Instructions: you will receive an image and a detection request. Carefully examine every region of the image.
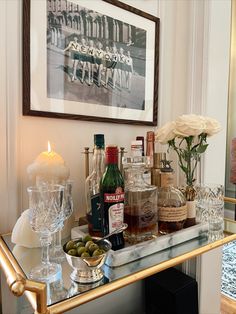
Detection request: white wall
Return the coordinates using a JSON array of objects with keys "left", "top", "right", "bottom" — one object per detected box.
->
[{"left": 0, "top": 0, "right": 196, "bottom": 234}]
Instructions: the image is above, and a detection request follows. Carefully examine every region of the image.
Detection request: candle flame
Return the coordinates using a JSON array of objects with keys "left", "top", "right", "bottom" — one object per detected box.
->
[{"left": 47, "top": 141, "right": 52, "bottom": 153}]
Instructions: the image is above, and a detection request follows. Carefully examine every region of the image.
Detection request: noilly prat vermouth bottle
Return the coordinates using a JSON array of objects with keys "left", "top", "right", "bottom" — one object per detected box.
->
[{"left": 100, "top": 146, "right": 125, "bottom": 250}]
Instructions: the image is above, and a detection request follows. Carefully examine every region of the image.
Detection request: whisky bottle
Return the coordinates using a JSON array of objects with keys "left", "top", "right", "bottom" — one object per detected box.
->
[{"left": 158, "top": 160, "right": 187, "bottom": 234}]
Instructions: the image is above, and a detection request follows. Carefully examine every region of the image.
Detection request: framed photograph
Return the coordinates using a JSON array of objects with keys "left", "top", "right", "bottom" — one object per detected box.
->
[{"left": 23, "top": 0, "right": 159, "bottom": 125}]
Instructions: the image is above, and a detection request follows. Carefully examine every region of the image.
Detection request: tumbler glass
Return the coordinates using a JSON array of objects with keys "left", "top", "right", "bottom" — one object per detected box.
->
[
  {"left": 27, "top": 184, "right": 64, "bottom": 281},
  {"left": 195, "top": 183, "right": 224, "bottom": 240}
]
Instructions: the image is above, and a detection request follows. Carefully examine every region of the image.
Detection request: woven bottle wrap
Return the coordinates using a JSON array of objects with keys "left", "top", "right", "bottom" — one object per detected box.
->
[{"left": 186, "top": 200, "right": 196, "bottom": 218}]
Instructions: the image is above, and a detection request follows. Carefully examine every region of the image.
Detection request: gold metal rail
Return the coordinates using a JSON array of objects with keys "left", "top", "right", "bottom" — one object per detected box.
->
[
  {"left": 0, "top": 238, "right": 48, "bottom": 314},
  {"left": 224, "top": 196, "right": 236, "bottom": 204}
]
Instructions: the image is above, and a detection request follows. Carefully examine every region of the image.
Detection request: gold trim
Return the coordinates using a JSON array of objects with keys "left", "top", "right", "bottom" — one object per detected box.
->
[
  {"left": 224, "top": 197, "right": 236, "bottom": 204},
  {"left": 0, "top": 237, "right": 48, "bottom": 314},
  {"left": 48, "top": 233, "right": 236, "bottom": 314}
]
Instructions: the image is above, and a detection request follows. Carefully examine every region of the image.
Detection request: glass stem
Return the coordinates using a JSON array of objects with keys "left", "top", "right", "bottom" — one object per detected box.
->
[
  {"left": 40, "top": 235, "right": 51, "bottom": 265},
  {"left": 55, "top": 230, "right": 62, "bottom": 248}
]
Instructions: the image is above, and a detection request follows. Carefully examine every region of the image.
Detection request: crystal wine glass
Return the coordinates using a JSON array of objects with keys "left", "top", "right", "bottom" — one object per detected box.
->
[
  {"left": 50, "top": 180, "right": 74, "bottom": 262},
  {"left": 27, "top": 184, "right": 65, "bottom": 281}
]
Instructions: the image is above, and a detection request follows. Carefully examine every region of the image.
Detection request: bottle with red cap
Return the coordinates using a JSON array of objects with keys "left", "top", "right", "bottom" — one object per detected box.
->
[{"left": 100, "top": 146, "right": 125, "bottom": 250}]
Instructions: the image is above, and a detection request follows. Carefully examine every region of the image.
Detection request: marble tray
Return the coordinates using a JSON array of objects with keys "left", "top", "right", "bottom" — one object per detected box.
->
[{"left": 71, "top": 223, "right": 209, "bottom": 267}]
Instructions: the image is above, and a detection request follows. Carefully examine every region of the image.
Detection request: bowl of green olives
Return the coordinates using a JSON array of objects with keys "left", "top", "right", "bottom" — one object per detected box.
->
[{"left": 63, "top": 235, "right": 112, "bottom": 283}]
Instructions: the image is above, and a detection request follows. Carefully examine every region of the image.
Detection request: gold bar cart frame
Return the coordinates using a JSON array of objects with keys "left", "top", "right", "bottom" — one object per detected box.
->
[{"left": 0, "top": 197, "right": 236, "bottom": 314}]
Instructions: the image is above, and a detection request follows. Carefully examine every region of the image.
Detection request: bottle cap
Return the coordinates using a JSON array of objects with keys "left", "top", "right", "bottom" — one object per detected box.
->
[
  {"left": 106, "top": 145, "right": 118, "bottom": 164},
  {"left": 94, "top": 134, "right": 105, "bottom": 149},
  {"left": 160, "top": 159, "right": 173, "bottom": 173},
  {"left": 146, "top": 131, "right": 155, "bottom": 142},
  {"left": 131, "top": 140, "right": 143, "bottom": 147},
  {"left": 136, "top": 136, "right": 144, "bottom": 156},
  {"left": 153, "top": 153, "right": 167, "bottom": 168}
]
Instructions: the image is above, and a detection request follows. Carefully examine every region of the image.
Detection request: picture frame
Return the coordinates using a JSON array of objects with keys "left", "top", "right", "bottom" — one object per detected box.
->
[{"left": 23, "top": 0, "right": 160, "bottom": 125}]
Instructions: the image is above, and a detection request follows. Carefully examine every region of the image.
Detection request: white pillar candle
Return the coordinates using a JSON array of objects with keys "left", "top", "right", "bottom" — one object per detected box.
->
[{"left": 27, "top": 142, "right": 70, "bottom": 184}]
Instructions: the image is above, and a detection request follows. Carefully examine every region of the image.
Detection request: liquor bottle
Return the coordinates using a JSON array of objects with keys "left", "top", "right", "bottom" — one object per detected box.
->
[
  {"left": 85, "top": 134, "right": 105, "bottom": 237},
  {"left": 100, "top": 146, "right": 125, "bottom": 250},
  {"left": 151, "top": 153, "right": 166, "bottom": 187},
  {"left": 144, "top": 131, "right": 155, "bottom": 185},
  {"left": 146, "top": 131, "right": 155, "bottom": 158},
  {"left": 131, "top": 140, "right": 143, "bottom": 157},
  {"left": 136, "top": 136, "right": 145, "bottom": 156},
  {"left": 158, "top": 160, "right": 187, "bottom": 234},
  {"left": 123, "top": 156, "right": 158, "bottom": 244}
]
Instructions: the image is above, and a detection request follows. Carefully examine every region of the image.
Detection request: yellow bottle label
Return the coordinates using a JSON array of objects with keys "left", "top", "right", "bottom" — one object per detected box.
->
[{"left": 158, "top": 205, "right": 187, "bottom": 222}]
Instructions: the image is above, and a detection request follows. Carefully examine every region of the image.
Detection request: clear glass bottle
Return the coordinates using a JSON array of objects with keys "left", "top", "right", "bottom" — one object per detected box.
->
[
  {"left": 158, "top": 160, "right": 187, "bottom": 234},
  {"left": 85, "top": 134, "right": 105, "bottom": 237},
  {"left": 123, "top": 156, "right": 158, "bottom": 244}
]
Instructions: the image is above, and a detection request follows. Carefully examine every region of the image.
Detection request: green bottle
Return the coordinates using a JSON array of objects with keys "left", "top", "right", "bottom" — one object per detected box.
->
[
  {"left": 85, "top": 134, "right": 105, "bottom": 237},
  {"left": 100, "top": 146, "right": 125, "bottom": 250}
]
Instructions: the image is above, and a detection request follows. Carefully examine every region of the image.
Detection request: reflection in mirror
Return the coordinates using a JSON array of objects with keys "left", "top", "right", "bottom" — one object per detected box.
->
[{"left": 225, "top": 0, "right": 236, "bottom": 220}]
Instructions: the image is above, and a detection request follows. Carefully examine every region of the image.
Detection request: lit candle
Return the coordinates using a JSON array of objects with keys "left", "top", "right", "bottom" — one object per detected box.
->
[{"left": 27, "top": 141, "right": 70, "bottom": 184}]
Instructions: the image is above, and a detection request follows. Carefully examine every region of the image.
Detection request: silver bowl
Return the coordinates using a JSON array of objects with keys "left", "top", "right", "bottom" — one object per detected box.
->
[{"left": 63, "top": 237, "right": 112, "bottom": 283}]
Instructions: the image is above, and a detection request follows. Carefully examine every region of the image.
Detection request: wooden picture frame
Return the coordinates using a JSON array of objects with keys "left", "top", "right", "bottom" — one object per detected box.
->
[{"left": 23, "top": 0, "right": 159, "bottom": 125}]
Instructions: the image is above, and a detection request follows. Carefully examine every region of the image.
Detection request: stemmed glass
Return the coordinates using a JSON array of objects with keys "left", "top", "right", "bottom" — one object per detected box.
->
[
  {"left": 50, "top": 180, "right": 74, "bottom": 262},
  {"left": 27, "top": 184, "right": 65, "bottom": 281}
]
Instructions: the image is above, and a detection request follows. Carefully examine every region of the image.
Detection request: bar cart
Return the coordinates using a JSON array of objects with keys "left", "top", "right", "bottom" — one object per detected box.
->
[{"left": 1, "top": 197, "right": 236, "bottom": 314}]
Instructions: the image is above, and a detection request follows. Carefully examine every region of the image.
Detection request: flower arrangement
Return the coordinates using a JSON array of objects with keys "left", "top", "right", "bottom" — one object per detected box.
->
[{"left": 155, "top": 114, "right": 221, "bottom": 188}]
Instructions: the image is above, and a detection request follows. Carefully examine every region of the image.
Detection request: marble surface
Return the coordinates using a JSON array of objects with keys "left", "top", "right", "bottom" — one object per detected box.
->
[
  {"left": 221, "top": 240, "right": 236, "bottom": 300},
  {"left": 71, "top": 223, "right": 209, "bottom": 267}
]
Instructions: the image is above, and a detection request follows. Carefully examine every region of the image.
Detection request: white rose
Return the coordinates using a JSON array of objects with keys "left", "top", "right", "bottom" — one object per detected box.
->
[
  {"left": 174, "top": 114, "right": 206, "bottom": 137},
  {"left": 203, "top": 116, "right": 221, "bottom": 136},
  {"left": 155, "top": 121, "right": 176, "bottom": 144}
]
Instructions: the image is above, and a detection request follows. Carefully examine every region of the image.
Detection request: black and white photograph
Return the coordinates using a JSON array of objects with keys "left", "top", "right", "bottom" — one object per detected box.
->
[
  {"left": 23, "top": 0, "right": 159, "bottom": 124},
  {"left": 47, "top": 0, "right": 147, "bottom": 110}
]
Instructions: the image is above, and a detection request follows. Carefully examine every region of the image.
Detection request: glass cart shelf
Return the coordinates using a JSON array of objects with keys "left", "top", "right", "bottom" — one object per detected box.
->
[{"left": 1, "top": 199, "right": 236, "bottom": 314}]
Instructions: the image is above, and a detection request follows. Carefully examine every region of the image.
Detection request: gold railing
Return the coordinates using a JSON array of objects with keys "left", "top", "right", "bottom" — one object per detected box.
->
[{"left": 0, "top": 237, "right": 48, "bottom": 314}]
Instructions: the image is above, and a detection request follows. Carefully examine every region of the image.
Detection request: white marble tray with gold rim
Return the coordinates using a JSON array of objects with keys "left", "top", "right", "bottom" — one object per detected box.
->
[{"left": 71, "top": 222, "right": 209, "bottom": 267}]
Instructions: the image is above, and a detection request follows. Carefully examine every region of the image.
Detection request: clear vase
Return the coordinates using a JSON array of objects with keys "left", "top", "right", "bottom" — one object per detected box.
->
[{"left": 184, "top": 185, "right": 196, "bottom": 228}]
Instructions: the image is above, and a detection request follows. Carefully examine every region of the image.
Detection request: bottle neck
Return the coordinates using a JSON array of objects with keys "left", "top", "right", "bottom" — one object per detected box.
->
[
  {"left": 126, "top": 167, "right": 145, "bottom": 185},
  {"left": 160, "top": 172, "right": 174, "bottom": 188},
  {"left": 92, "top": 147, "right": 105, "bottom": 174},
  {"left": 106, "top": 163, "right": 119, "bottom": 171},
  {"left": 146, "top": 141, "right": 154, "bottom": 156}
]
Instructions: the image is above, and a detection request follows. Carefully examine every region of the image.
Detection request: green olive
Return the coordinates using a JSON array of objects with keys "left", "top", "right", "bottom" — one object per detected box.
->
[
  {"left": 81, "top": 252, "right": 90, "bottom": 258},
  {"left": 75, "top": 241, "right": 84, "bottom": 248},
  {"left": 82, "top": 234, "right": 93, "bottom": 243},
  {"left": 88, "top": 243, "right": 99, "bottom": 254},
  {"left": 85, "top": 240, "right": 94, "bottom": 249},
  {"left": 77, "top": 247, "right": 87, "bottom": 257},
  {"left": 67, "top": 249, "right": 77, "bottom": 256},
  {"left": 92, "top": 249, "right": 105, "bottom": 257},
  {"left": 65, "top": 240, "right": 75, "bottom": 252}
]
